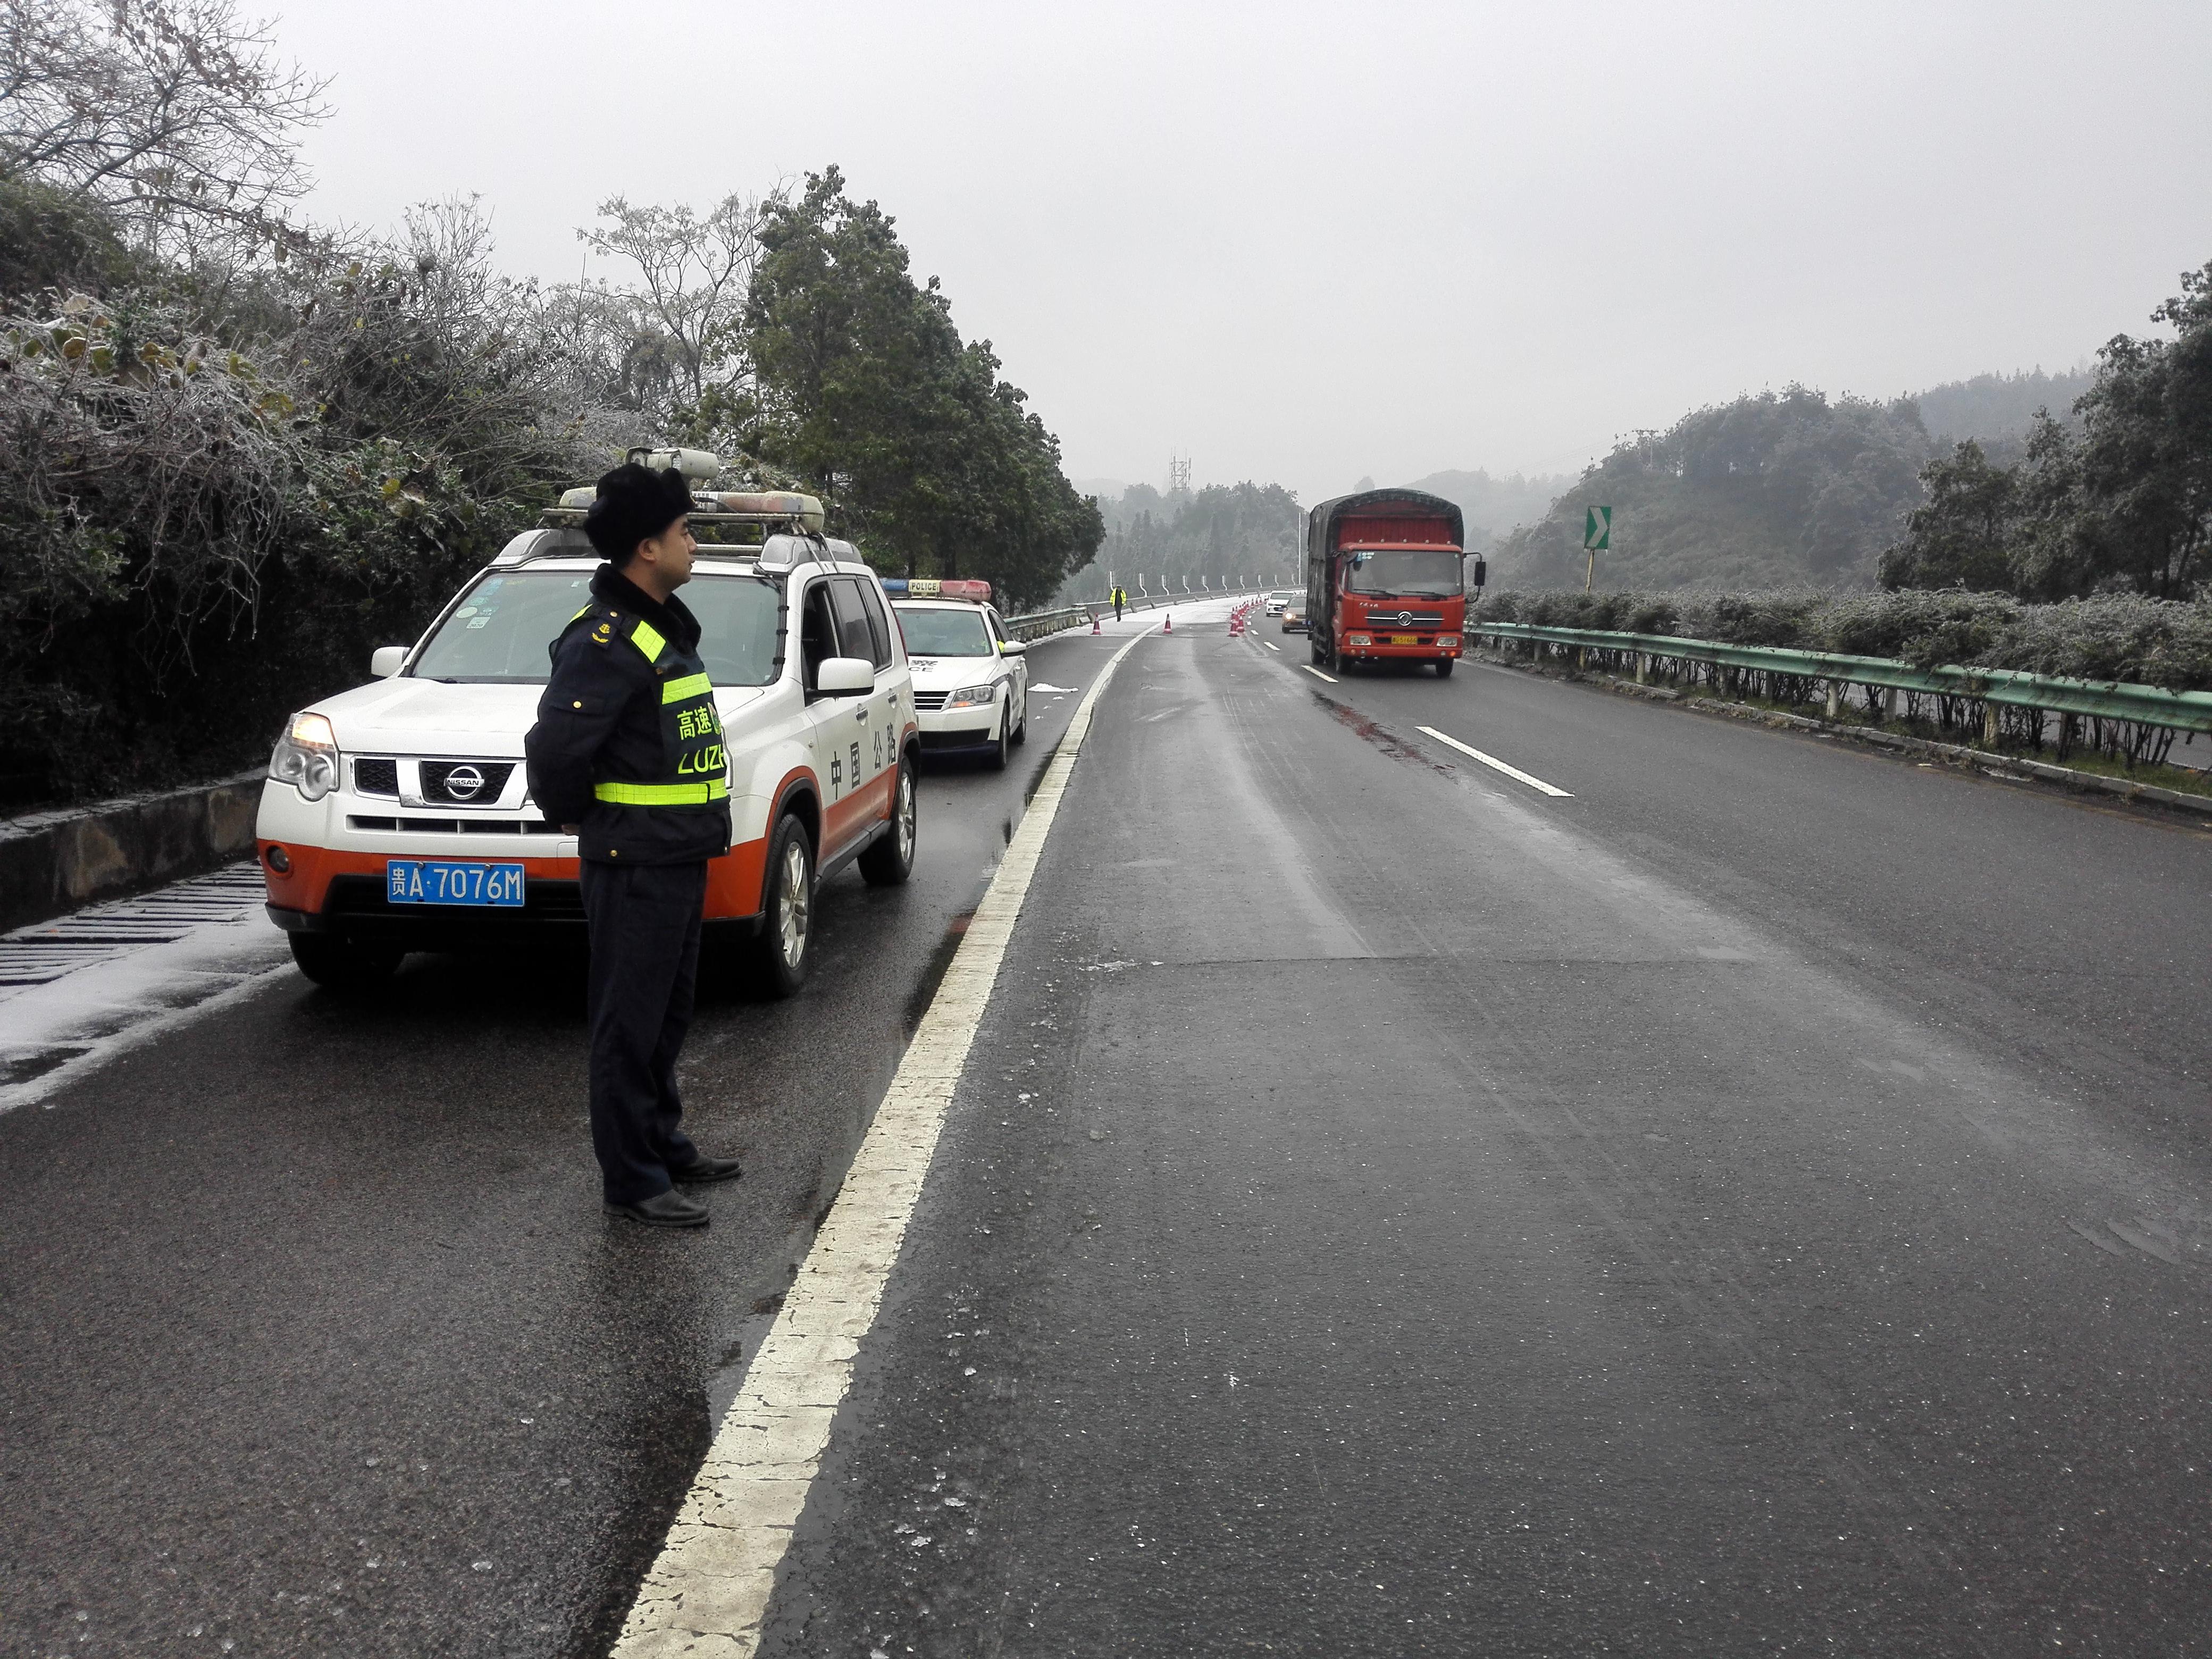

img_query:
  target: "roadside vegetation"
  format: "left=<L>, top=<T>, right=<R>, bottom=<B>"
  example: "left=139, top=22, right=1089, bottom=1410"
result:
left=0, top=1, right=1100, bottom=807
left=1478, top=587, right=2212, bottom=773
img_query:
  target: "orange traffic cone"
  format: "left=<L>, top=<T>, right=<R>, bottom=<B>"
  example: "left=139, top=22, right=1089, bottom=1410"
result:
left=1091, top=610, right=1101, bottom=634
left=1163, top=613, right=1172, bottom=633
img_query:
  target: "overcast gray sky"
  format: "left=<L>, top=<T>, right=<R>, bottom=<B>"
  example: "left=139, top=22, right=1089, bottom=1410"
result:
left=266, top=0, right=2212, bottom=503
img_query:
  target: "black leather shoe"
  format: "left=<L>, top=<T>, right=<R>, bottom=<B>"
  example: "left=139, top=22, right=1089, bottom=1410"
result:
left=605, top=1189, right=709, bottom=1228
left=669, top=1153, right=743, bottom=1185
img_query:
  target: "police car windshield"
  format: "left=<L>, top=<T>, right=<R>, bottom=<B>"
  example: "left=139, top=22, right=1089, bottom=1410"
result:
left=893, top=606, right=993, bottom=657
left=410, top=569, right=782, bottom=685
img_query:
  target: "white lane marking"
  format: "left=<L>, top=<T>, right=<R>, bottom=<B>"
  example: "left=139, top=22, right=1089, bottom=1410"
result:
left=1262, top=641, right=1280, bottom=652
left=609, top=618, right=1165, bottom=1657
left=1417, top=726, right=1574, bottom=797
left=1300, top=664, right=1336, bottom=683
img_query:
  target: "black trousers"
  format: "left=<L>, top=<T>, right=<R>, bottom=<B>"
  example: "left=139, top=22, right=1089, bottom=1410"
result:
left=580, top=859, right=707, bottom=1204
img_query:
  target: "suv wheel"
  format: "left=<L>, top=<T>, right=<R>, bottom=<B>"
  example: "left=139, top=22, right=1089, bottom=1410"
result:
left=289, top=932, right=403, bottom=990
left=859, top=753, right=917, bottom=886
left=748, top=813, right=815, bottom=997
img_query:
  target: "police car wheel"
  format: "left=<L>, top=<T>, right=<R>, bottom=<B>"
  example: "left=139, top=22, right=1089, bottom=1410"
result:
left=859, top=755, right=917, bottom=886
left=986, top=700, right=1010, bottom=771
left=288, top=932, right=402, bottom=990
left=748, top=815, right=814, bottom=998
left=1010, top=691, right=1027, bottom=746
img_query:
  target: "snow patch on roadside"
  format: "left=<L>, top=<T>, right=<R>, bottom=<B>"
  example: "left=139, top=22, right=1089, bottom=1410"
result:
left=0, top=862, right=290, bottom=1113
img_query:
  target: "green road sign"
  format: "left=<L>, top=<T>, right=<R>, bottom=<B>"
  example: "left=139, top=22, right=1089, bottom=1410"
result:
left=1584, top=506, right=1612, bottom=551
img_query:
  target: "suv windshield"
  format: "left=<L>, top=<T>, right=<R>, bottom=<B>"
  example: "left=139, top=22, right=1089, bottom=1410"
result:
left=409, top=569, right=783, bottom=685
left=1344, top=549, right=1463, bottom=598
left=893, top=606, right=993, bottom=657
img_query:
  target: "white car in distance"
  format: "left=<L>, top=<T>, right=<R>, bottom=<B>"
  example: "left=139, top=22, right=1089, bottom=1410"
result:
left=893, top=598, right=1028, bottom=770
left=1265, top=589, right=1297, bottom=616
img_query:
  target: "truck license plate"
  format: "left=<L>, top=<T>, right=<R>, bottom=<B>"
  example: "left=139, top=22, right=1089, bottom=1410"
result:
left=1390, top=633, right=1419, bottom=646
left=385, top=860, right=525, bottom=907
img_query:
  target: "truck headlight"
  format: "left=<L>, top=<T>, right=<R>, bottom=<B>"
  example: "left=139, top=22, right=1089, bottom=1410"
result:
left=269, top=711, right=340, bottom=801
left=943, top=684, right=997, bottom=709
left=1437, top=634, right=1461, bottom=650
left=1347, top=633, right=1372, bottom=647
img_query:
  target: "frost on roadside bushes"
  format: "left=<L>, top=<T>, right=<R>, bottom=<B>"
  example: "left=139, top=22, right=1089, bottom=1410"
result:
left=1475, top=588, right=2212, bottom=692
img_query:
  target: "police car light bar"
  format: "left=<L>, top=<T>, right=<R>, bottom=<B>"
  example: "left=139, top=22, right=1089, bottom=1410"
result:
left=626, top=446, right=720, bottom=482
left=882, top=578, right=991, bottom=602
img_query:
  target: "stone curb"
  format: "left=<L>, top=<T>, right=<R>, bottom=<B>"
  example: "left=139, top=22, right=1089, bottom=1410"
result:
left=1472, top=651, right=2212, bottom=822
left=0, top=771, right=265, bottom=933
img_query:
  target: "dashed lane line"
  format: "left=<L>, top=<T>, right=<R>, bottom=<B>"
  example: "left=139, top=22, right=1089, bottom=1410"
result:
left=1262, top=641, right=1280, bottom=652
left=1300, top=663, right=1337, bottom=683
left=608, top=617, right=1166, bottom=1657
left=1417, top=725, right=1575, bottom=797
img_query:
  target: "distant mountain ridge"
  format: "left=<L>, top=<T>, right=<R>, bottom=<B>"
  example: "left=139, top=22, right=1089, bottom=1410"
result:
left=1390, top=469, right=1574, bottom=550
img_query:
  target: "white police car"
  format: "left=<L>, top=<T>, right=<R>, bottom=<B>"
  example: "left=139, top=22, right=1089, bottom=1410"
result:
left=256, top=454, right=919, bottom=993
left=887, top=583, right=1027, bottom=770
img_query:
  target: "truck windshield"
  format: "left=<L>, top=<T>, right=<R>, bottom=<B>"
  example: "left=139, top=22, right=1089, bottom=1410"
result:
left=1345, top=549, right=1463, bottom=598
left=893, top=606, right=993, bottom=657
left=408, top=569, right=782, bottom=685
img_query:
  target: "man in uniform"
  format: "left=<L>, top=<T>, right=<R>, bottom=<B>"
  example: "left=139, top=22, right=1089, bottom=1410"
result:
left=1111, top=584, right=1126, bottom=622
left=525, top=462, right=743, bottom=1228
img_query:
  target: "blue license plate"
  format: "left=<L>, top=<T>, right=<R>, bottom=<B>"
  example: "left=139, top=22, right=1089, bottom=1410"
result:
left=385, top=860, right=525, bottom=907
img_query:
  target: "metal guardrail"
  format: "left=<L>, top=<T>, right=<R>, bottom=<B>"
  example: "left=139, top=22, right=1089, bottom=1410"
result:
left=1471, top=622, right=2212, bottom=735
left=1001, top=606, right=1090, bottom=643
left=1007, top=590, right=1256, bottom=642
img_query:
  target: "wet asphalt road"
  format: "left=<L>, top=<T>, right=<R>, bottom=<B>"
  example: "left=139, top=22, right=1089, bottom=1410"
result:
left=9, top=601, right=2212, bottom=1657
left=0, top=609, right=1186, bottom=1659
left=760, top=619, right=2212, bottom=1655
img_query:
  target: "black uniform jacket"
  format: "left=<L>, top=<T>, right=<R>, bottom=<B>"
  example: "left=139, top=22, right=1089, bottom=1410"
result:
left=524, top=565, right=734, bottom=867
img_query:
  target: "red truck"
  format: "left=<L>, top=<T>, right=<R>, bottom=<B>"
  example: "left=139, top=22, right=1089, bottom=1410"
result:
left=1304, top=488, right=1482, bottom=677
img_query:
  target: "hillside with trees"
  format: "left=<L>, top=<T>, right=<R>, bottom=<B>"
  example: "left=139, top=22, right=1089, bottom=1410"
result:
left=1492, top=388, right=1936, bottom=591
left=0, top=2, right=1099, bottom=806
left=1881, top=263, right=2210, bottom=602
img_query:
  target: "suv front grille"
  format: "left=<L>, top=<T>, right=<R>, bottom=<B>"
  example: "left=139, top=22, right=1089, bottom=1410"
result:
left=420, top=759, right=516, bottom=805
left=354, top=757, right=399, bottom=797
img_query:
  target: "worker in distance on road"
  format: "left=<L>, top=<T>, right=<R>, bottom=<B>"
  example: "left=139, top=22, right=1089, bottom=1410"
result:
left=524, top=462, right=744, bottom=1229
left=1111, top=584, right=1126, bottom=621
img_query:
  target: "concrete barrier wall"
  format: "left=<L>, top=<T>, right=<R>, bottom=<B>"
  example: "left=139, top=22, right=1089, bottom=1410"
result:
left=0, top=772, right=264, bottom=933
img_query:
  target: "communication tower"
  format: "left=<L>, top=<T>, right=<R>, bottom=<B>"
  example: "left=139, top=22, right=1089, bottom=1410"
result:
left=1167, top=454, right=1192, bottom=496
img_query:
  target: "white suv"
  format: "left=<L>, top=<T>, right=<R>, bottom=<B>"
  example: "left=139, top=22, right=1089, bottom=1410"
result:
left=256, top=496, right=918, bottom=993
left=891, top=596, right=1028, bottom=770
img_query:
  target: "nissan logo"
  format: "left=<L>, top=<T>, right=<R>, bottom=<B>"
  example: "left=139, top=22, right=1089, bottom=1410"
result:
left=443, top=764, right=485, bottom=801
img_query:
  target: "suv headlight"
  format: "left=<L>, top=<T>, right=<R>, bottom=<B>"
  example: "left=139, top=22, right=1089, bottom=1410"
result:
left=269, top=711, right=340, bottom=801
left=943, top=683, right=998, bottom=709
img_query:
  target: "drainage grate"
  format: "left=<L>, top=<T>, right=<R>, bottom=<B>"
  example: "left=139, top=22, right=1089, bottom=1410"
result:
left=0, top=861, right=268, bottom=990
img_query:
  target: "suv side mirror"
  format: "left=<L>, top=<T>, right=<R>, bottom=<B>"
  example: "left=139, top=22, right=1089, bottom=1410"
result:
left=999, top=639, right=1026, bottom=656
left=371, top=645, right=407, bottom=678
left=816, top=656, right=874, bottom=696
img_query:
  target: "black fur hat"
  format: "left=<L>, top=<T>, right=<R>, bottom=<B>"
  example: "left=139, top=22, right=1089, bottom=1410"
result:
left=584, top=462, right=693, bottom=561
